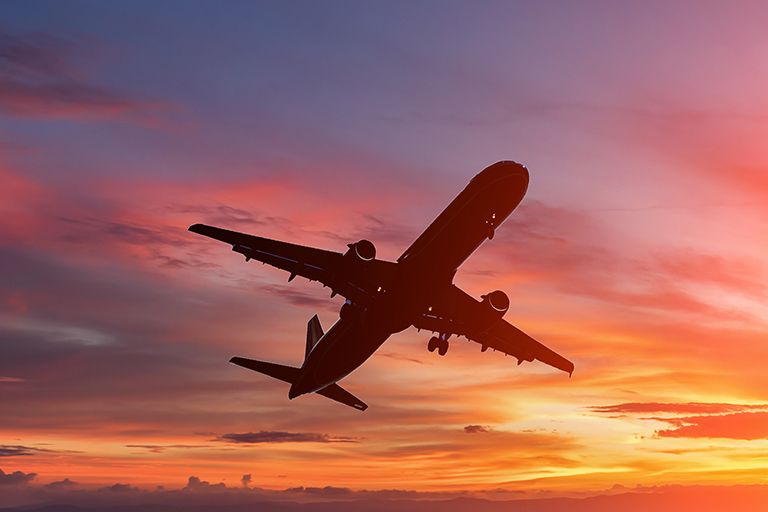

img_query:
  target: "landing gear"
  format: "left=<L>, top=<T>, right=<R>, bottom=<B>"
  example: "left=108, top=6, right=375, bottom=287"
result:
left=427, top=334, right=450, bottom=356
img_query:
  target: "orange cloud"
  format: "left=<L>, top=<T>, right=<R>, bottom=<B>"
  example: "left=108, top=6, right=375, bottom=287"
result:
left=655, top=412, right=768, bottom=440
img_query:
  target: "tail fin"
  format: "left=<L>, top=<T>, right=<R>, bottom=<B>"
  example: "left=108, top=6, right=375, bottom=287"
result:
left=230, top=357, right=300, bottom=384
left=305, top=315, right=324, bottom=360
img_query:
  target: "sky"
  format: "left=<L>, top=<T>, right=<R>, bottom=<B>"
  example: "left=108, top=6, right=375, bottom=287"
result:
left=2, top=0, right=768, bottom=508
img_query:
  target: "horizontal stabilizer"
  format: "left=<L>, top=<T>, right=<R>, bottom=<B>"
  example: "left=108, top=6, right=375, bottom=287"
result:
left=316, top=383, right=368, bottom=411
left=230, top=356, right=300, bottom=384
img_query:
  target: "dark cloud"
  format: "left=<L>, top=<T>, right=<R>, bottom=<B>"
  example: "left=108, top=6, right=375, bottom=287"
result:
left=101, top=483, right=140, bottom=493
left=463, top=425, right=492, bottom=434
left=284, top=485, right=354, bottom=497
left=125, top=444, right=212, bottom=454
left=216, top=431, right=356, bottom=444
left=45, top=478, right=77, bottom=490
left=0, top=445, right=35, bottom=457
left=375, top=351, right=428, bottom=365
left=184, top=476, right=226, bottom=492
left=0, top=468, right=36, bottom=485
left=241, top=474, right=252, bottom=488
left=0, top=445, right=83, bottom=457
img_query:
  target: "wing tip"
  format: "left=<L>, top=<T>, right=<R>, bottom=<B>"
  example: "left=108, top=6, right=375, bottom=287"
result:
left=189, top=223, right=206, bottom=233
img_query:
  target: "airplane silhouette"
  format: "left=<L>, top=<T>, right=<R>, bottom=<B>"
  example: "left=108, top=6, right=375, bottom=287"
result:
left=190, top=161, right=573, bottom=411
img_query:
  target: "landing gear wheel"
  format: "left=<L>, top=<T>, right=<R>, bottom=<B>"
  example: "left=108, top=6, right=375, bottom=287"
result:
left=427, top=336, right=439, bottom=353
left=437, top=340, right=448, bottom=356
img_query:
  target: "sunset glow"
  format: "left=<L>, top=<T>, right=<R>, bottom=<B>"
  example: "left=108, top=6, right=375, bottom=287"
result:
left=2, top=2, right=768, bottom=509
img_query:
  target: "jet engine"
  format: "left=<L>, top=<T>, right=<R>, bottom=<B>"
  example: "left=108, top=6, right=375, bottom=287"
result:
left=333, top=240, right=377, bottom=298
left=345, top=239, right=376, bottom=262
left=471, top=290, right=509, bottom=334
left=482, top=290, right=509, bottom=315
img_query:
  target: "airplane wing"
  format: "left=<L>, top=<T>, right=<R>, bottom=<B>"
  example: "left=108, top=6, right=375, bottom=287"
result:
left=189, top=224, right=396, bottom=304
left=414, top=285, right=574, bottom=376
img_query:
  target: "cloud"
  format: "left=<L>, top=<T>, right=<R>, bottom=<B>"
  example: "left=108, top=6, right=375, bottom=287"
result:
left=0, top=29, right=175, bottom=125
left=184, top=476, right=227, bottom=492
left=656, top=412, right=768, bottom=441
left=463, top=425, right=492, bottom=434
left=284, top=485, right=354, bottom=497
left=101, top=482, right=140, bottom=493
left=587, top=403, right=768, bottom=440
left=0, top=445, right=35, bottom=457
left=587, top=402, right=768, bottom=416
left=0, top=468, right=36, bottom=485
left=216, top=431, right=357, bottom=444
left=0, top=445, right=83, bottom=457
left=45, top=478, right=77, bottom=490
left=259, top=284, right=341, bottom=311
left=375, top=351, right=428, bottom=365
left=125, top=444, right=212, bottom=454
left=241, top=474, right=251, bottom=488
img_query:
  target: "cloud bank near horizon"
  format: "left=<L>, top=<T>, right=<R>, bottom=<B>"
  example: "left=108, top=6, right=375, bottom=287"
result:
left=2, top=1, right=768, bottom=498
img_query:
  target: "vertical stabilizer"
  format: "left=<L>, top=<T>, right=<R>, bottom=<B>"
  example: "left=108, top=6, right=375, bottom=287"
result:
left=305, top=314, right=324, bottom=359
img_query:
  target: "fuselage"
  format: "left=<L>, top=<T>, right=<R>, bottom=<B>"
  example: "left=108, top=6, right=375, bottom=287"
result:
left=289, top=161, right=529, bottom=399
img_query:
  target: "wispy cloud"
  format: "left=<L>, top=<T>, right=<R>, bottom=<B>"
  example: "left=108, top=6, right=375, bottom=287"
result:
left=587, top=402, right=768, bottom=440
left=216, top=431, right=357, bottom=444
left=656, top=412, right=768, bottom=440
left=0, top=445, right=83, bottom=457
left=587, top=403, right=768, bottom=415
left=0, top=30, right=176, bottom=126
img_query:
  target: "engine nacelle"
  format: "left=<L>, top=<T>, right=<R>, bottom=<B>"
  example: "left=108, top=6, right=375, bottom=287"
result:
left=345, top=239, right=376, bottom=262
left=482, top=290, right=509, bottom=315
left=471, top=290, right=509, bottom=333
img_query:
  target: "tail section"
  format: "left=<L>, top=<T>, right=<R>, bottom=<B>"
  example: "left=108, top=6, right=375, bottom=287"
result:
left=305, top=315, right=324, bottom=360
left=229, top=329, right=368, bottom=411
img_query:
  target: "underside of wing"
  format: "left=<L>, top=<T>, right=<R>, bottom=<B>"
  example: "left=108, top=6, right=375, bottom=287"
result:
left=474, top=320, right=574, bottom=376
left=414, top=285, right=574, bottom=375
left=189, top=224, right=396, bottom=303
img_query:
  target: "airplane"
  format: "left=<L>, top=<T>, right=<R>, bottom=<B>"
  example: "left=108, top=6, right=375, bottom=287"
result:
left=189, top=161, right=574, bottom=411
